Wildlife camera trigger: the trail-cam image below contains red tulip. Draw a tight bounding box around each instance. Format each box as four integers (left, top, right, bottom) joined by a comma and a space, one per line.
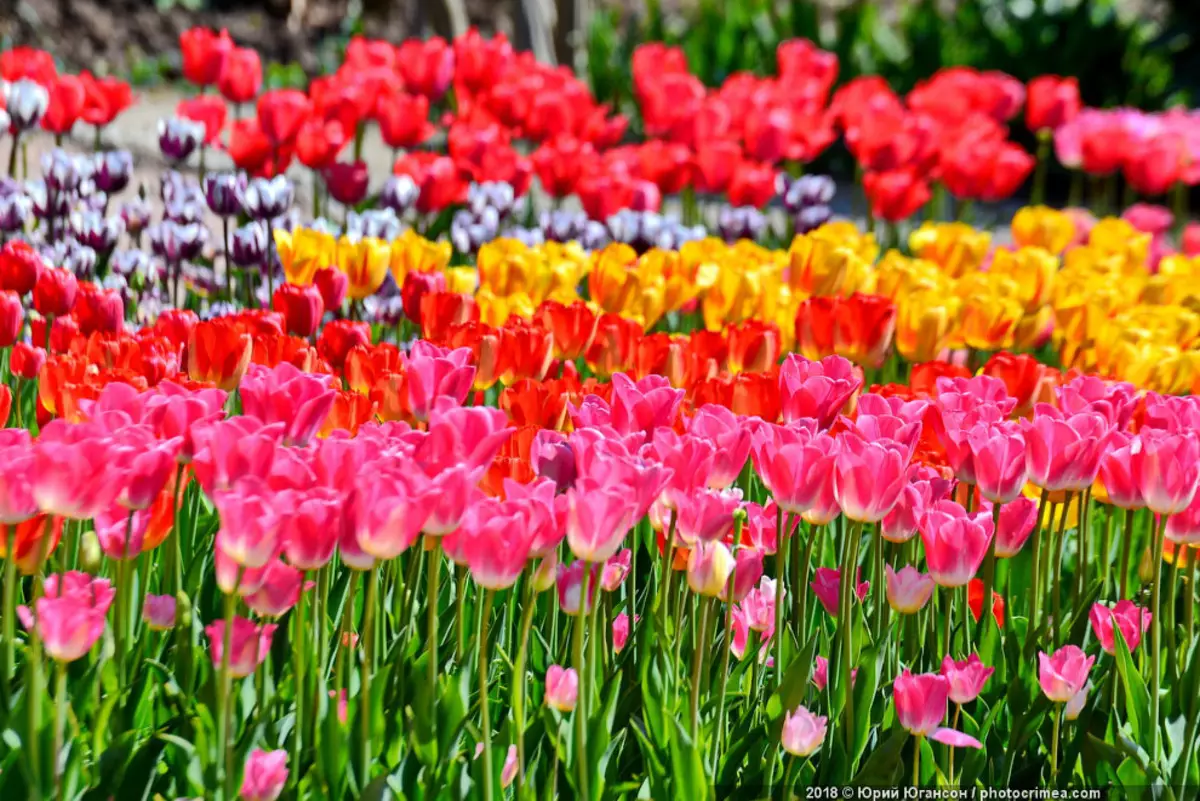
177, 95, 227, 147
33, 268, 78, 319
41, 74, 86, 136
272, 283, 325, 338
11, 343, 46, 380
375, 91, 434, 149
693, 141, 743, 196
396, 37, 455, 101
1079, 116, 1131, 176
1025, 75, 1081, 133
256, 89, 311, 147
943, 139, 1034, 202
312, 268, 349, 314
79, 73, 134, 128
0, 290, 21, 346
0, 240, 43, 296
393, 152, 468, 213
453, 29, 514, 96
72, 282, 123, 335
532, 136, 596, 198
0, 46, 57, 86
1184, 223, 1200, 256
225, 118, 282, 177
295, 118, 348, 171
1124, 135, 1185, 197
863, 169, 930, 222
179, 27, 234, 87
727, 161, 778, 209
218, 46, 263, 105
636, 140, 693, 196
324, 160, 369, 206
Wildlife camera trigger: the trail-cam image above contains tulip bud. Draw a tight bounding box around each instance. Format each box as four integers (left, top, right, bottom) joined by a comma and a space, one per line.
687, 540, 736, 597
1139, 544, 1156, 584
78, 530, 102, 573
531, 552, 558, 593
175, 591, 193, 630
272, 282, 325, 338
312, 267, 349, 314
0, 289, 22, 346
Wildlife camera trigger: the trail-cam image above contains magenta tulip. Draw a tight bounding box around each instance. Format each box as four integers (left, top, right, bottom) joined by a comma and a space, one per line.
1089, 600, 1152, 655
893, 670, 983, 747
1038, 645, 1095, 702
941, 654, 995, 704
920, 499, 994, 587
885, 564, 935, 614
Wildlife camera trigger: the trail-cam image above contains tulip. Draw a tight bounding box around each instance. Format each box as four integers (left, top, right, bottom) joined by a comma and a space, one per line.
31, 421, 121, 520
213, 479, 282, 570
27, 595, 105, 663
984, 496, 1038, 558
1026, 76, 1080, 133
885, 564, 935, 614
673, 487, 741, 544
919, 500, 994, 587
833, 435, 910, 523
601, 549, 631, 592
544, 665, 579, 712
244, 560, 304, 618
613, 612, 631, 653
355, 470, 434, 560
272, 283, 325, 338
1089, 600, 1152, 655
779, 353, 861, 428
205, 616, 277, 678
556, 560, 599, 616
143, 594, 177, 631
32, 267, 78, 320
1064, 682, 1090, 721
1022, 408, 1110, 492
566, 484, 638, 564
1098, 431, 1145, 509
811, 567, 869, 617
893, 670, 983, 747
1135, 429, 1200, 515
1038, 645, 1095, 703
781, 705, 828, 757
239, 748, 288, 801
218, 46, 262, 105
0, 240, 44, 296
240, 362, 336, 448
180, 26, 233, 87
941, 654, 994, 705
0, 290, 21, 346
188, 319, 253, 391
721, 547, 764, 603
967, 421, 1026, 504
687, 540, 736, 597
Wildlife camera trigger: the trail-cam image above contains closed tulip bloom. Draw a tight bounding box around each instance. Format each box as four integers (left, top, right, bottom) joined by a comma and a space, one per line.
213, 478, 283, 569
544, 665, 579, 712
687, 540, 737, 597
1025, 75, 1080, 133
1135, 429, 1200, 515
355, 469, 434, 560
280, 488, 342, 570
188, 318, 253, 391
941, 654, 995, 704
893, 670, 983, 747
566, 484, 638, 563
1022, 408, 1110, 492
0, 240, 45, 296
920, 499, 994, 587
967, 421, 1026, 503
460, 500, 535, 590
272, 283, 325, 338
1089, 600, 1152, 655
556, 560, 599, 616
1038, 645, 1095, 703
32, 266, 78, 318
982, 496, 1038, 558
240, 748, 288, 801
1098, 431, 1145, 509
218, 46, 262, 104
405, 342, 475, 422
1064, 682, 1090, 721
312, 267, 349, 313
143, 594, 177, 631
885, 564, 935, 613
674, 487, 742, 544
721, 546, 764, 603
881, 467, 952, 544
688, 404, 752, 489
613, 612, 631, 653
32, 420, 121, 520
601, 549, 631, 592
779, 353, 862, 428
0, 289, 21, 346
610, 373, 684, 438
205, 616, 277, 678
833, 435, 910, 523
26, 595, 106, 662
244, 559, 304, 618
0, 431, 38, 524
811, 567, 869, 616
781, 705, 828, 757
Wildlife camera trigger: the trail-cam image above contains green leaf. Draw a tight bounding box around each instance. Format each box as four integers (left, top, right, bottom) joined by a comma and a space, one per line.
851, 727, 909, 786
667, 719, 710, 801
765, 637, 817, 721
1114, 627, 1152, 751
850, 646, 882, 767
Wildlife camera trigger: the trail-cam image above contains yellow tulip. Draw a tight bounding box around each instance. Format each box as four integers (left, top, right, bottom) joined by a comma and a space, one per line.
874, 251, 948, 301
787, 233, 868, 296
478, 238, 552, 302
896, 292, 960, 362
810, 221, 879, 264
988, 246, 1058, 311
1087, 218, 1150, 272
276, 227, 336, 286
1010, 206, 1077, 254
908, 222, 991, 278
956, 290, 1022, 351
588, 243, 641, 316
336, 235, 390, 300
388, 229, 450, 286
444, 267, 479, 295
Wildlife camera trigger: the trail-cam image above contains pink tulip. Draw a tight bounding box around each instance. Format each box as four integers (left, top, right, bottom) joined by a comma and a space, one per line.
811, 567, 869, 617
753, 427, 839, 516
730, 605, 773, 663
214, 477, 283, 569
1167, 493, 1200, 544
424, 467, 485, 536
1098, 431, 1145, 509
279, 487, 342, 570
920, 499, 994, 587
94, 503, 160, 561
416, 403, 513, 478
936, 374, 1016, 412
405, 341, 475, 421
566, 483, 638, 563
42, 571, 114, 613
673, 487, 742, 544
601, 548, 632, 591
240, 362, 336, 447
215, 548, 272, 596
1065, 682, 1090, 721
544, 664, 579, 712
240, 749, 288, 801
501, 744, 518, 789
1143, 393, 1200, 433
1057, 375, 1137, 429
0, 430, 37, 524
688, 540, 736, 596
742, 501, 782, 554
613, 612, 632, 653
933, 376, 1014, 484
781, 705, 828, 757
1089, 600, 1152, 655
740, 576, 781, 632
1134, 429, 1200, 515
941, 654, 995, 704
27, 595, 106, 662
244, 560, 305, 618
114, 431, 182, 510
1038, 645, 1095, 702
812, 655, 855, 691
980, 497, 1038, 558
885, 564, 935, 614
893, 670, 983, 747
205, 616, 277, 678
833, 435, 910, 523
460, 499, 535, 590
967, 420, 1026, 503
881, 466, 952, 543
354, 468, 434, 559
143, 594, 177, 631
556, 560, 600, 616
688, 404, 752, 488
143, 381, 227, 463
31, 420, 120, 519
779, 354, 861, 428
609, 372, 684, 437
841, 394, 924, 453
192, 417, 284, 495
721, 546, 764, 603
1021, 407, 1110, 492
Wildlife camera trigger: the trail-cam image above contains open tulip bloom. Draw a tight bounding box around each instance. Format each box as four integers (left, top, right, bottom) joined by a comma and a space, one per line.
4, 24, 1200, 801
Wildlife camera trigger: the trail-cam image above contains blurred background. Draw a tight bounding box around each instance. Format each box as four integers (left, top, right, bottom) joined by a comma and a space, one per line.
0, 0, 1197, 113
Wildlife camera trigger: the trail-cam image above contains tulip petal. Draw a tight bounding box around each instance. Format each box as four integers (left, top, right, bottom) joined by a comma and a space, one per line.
930, 727, 983, 749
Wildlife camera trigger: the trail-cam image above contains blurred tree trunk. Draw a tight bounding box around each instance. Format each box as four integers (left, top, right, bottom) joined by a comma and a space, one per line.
553, 0, 589, 72
514, 0, 557, 64
412, 0, 469, 38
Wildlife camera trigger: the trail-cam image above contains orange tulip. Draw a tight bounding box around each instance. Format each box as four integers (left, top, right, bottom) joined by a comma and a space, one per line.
419, 291, 480, 340
536, 300, 599, 360
344, 343, 403, 395
481, 425, 538, 498
500, 320, 554, 385
442, 322, 507, 391
187, 318, 253, 391
586, 313, 642, 377
319, 390, 377, 437
727, 319, 780, 374
0, 514, 65, 575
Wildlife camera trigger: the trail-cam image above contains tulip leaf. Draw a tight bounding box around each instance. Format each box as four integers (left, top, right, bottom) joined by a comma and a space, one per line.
1113, 627, 1152, 752
850, 726, 908, 786
668, 718, 710, 801
765, 637, 817, 721
850, 645, 881, 768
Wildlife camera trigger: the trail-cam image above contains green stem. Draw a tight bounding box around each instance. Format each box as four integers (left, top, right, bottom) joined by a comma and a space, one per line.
2, 525, 14, 709
478, 589, 496, 801
656, 511, 678, 614
428, 541, 441, 715
573, 563, 592, 801
1031, 131, 1051, 207
690, 596, 713, 737
218, 583, 239, 801
841, 521, 862, 757
334, 571, 359, 694
1149, 514, 1167, 761
913, 735, 922, 787
53, 661, 67, 801
513, 579, 537, 791
292, 579, 307, 784
774, 506, 792, 691
796, 522, 818, 649
1030, 494, 1051, 631
456, 566, 468, 663
359, 563, 379, 783
712, 596, 735, 767
1119, 508, 1136, 600
1050, 494, 1072, 643
980, 502, 1001, 640
1050, 703, 1062, 780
